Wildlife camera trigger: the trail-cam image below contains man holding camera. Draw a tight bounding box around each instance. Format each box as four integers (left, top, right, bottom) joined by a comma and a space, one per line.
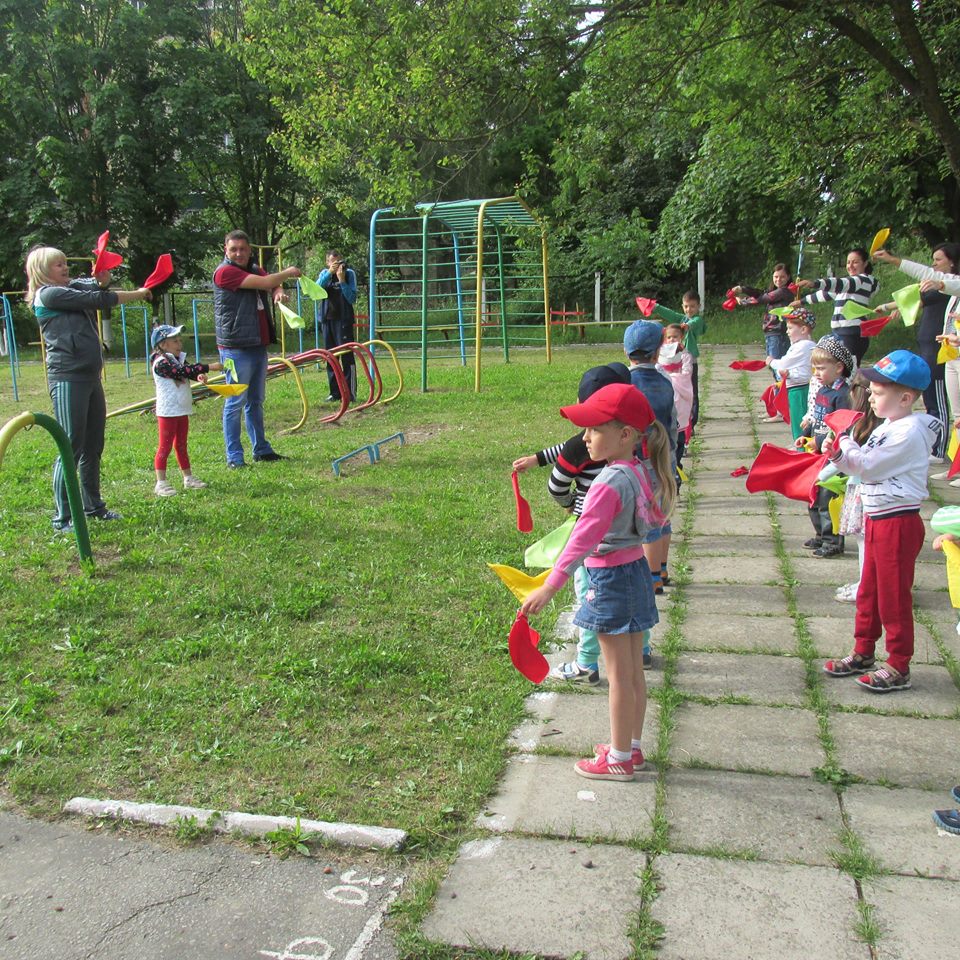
317, 250, 358, 401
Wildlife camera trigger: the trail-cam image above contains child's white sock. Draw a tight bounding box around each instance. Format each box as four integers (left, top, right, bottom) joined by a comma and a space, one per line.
631, 739, 642, 751
608, 747, 632, 764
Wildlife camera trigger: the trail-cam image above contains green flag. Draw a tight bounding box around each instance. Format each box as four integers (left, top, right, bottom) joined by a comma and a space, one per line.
816, 474, 848, 496
841, 300, 875, 321
891, 284, 921, 327
524, 515, 576, 568
277, 302, 305, 329
298, 275, 328, 301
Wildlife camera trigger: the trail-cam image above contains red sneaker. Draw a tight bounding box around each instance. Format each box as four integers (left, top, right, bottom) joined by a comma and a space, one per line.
575, 753, 634, 781
593, 743, 646, 770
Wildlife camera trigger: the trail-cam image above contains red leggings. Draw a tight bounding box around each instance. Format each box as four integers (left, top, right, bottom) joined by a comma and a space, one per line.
155, 416, 191, 472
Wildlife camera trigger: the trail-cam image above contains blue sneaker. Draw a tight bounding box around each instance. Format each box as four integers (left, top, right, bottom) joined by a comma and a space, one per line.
932, 809, 960, 835
952, 785, 960, 804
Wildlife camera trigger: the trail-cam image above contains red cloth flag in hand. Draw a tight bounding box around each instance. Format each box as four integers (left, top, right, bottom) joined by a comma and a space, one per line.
823, 409, 863, 437
722, 288, 739, 311
508, 611, 549, 683
948, 443, 960, 481
635, 297, 658, 317
860, 315, 892, 337
761, 380, 791, 422
92, 230, 123, 274
143, 254, 174, 289
746, 443, 827, 505
730, 360, 768, 371
511, 470, 533, 533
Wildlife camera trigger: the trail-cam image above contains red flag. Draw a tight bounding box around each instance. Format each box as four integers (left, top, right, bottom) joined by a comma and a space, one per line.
746, 443, 827, 504
823, 409, 864, 436
722, 295, 739, 311
774, 379, 791, 423
760, 383, 778, 418
143, 253, 174, 289
730, 360, 767, 371
860, 315, 892, 337
730, 466, 749, 477
508, 612, 548, 683
788, 282, 799, 294
511, 471, 533, 533
635, 296, 657, 317
92, 230, 123, 274
948, 445, 960, 480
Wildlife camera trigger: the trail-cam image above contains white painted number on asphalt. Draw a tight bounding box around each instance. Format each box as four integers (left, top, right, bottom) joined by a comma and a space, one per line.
258, 937, 333, 960
323, 870, 387, 906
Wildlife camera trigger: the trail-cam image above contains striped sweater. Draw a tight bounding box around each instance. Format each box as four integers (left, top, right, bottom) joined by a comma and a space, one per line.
803, 273, 879, 333
536, 432, 604, 516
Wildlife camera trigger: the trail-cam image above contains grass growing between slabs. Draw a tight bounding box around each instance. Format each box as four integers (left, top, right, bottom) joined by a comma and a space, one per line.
0, 345, 633, 845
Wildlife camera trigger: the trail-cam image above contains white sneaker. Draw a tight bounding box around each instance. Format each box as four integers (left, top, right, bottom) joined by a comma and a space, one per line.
930, 470, 949, 480
154, 480, 176, 497
761, 414, 783, 423
952, 478, 960, 488
834, 583, 858, 603
183, 476, 208, 489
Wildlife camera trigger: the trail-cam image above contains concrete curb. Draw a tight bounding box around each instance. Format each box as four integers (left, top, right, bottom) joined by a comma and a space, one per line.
62, 796, 407, 851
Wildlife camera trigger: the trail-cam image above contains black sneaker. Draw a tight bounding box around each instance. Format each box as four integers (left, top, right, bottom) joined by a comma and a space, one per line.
813, 542, 844, 558
93, 509, 122, 521
253, 452, 287, 462
952, 785, 960, 804
803, 537, 823, 549
932, 809, 960, 834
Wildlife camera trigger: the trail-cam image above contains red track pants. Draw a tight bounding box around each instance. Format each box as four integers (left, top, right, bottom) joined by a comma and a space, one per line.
853, 512, 924, 675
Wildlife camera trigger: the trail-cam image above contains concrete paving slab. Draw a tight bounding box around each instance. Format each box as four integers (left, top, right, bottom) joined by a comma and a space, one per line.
790, 554, 865, 585
866, 873, 960, 960
543, 642, 666, 692
794, 584, 863, 615
843, 784, 960, 880
821, 663, 959, 717
684, 583, 788, 616
831, 713, 960, 789
664, 769, 842, 865
691, 512, 773, 537
777, 512, 824, 537
693, 478, 756, 498
684, 495, 769, 515
650, 854, 863, 960
690, 555, 783, 585
509, 690, 661, 758
420, 836, 644, 960
0, 810, 401, 960
476, 754, 657, 842
674, 651, 807, 706
685, 534, 777, 557
672, 703, 824, 777
682, 613, 799, 654
802, 615, 944, 664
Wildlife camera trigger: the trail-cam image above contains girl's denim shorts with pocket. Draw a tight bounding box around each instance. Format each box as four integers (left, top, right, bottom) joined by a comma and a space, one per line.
573, 558, 659, 635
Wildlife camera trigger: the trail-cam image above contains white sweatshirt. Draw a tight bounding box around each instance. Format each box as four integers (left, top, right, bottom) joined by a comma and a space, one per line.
770, 338, 815, 387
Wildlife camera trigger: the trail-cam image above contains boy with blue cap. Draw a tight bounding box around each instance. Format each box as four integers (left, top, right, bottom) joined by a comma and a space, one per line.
822, 350, 942, 692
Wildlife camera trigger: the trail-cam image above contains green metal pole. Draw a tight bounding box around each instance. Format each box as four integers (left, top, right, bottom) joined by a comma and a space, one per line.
421, 212, 429, 392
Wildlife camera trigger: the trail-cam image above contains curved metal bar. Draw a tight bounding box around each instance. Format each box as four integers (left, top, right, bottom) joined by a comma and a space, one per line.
361, 339, 403, 403
0, 411, 93, 567
266, 355, 309, 433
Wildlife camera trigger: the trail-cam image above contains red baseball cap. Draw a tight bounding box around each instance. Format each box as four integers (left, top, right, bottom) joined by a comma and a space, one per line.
560, 383, 655, 432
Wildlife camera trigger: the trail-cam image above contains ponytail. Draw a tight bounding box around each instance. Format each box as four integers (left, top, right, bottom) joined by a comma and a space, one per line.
645, 420, 676, 520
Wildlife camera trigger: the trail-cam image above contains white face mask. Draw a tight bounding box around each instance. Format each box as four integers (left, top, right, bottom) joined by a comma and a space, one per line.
659, 341, 679, 360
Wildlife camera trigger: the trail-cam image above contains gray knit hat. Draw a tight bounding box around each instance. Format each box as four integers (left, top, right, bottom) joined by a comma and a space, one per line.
815, 335, 855, 377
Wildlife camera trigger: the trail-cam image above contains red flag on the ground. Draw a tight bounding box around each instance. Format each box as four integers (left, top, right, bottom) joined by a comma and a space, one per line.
730, 360, 767, 371
92, 230, 123, 274
730, 466, 749, 477
860, 315, 893, 337
508, 612, 548, 683
143, 254, 174, 289
746, 443, 827, 504
511, 470, 533, 533
635, 297, 657, 317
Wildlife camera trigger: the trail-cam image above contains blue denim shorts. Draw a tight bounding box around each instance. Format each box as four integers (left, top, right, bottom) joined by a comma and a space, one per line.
572, 559, 659, 635
643, 521, 673, 545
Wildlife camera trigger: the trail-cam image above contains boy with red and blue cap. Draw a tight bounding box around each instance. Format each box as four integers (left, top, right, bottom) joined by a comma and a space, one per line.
822, 350, 942, 692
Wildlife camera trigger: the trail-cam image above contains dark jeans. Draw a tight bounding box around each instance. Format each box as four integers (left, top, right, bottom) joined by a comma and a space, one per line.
323, 316, 355, 400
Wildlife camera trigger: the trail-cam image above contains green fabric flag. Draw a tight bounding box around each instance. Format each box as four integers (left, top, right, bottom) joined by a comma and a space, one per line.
524, 515, 576, 568
891, 284, 921, 327
277, 302, 305, 329
931, 506, 960, 539
298, 275, 328, 301
768, 306, 791, 318
841, 300, 875, 321
816, 474, 849, 496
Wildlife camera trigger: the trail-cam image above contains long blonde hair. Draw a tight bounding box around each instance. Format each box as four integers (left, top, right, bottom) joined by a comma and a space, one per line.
645, 419, 676, 519
25, 246, 66, 302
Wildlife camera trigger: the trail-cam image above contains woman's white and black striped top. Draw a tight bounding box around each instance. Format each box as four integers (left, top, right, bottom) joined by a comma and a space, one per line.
803, 274, 878, 333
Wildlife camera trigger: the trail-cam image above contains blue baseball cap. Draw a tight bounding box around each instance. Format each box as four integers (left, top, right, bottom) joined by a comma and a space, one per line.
861, 350, 931, 391
151, 324, 184, 349
624, 320, 663, 357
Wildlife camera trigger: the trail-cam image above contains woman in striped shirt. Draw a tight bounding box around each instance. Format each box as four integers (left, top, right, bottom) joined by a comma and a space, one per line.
793, 247, 878, 365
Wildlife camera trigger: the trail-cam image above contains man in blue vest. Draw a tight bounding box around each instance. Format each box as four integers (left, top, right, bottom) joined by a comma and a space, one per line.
213, 230, 301, 467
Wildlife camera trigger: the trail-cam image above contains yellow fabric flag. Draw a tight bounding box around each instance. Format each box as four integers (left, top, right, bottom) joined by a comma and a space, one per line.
938, 341, 960, 364
948, 429, 959, 463
869, 228, 890, 256
942, 540, 960, 608
829, 494, 844, 535
487, 564, 552, 603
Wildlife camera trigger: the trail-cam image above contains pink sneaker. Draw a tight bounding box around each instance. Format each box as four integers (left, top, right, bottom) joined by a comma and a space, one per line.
574, 753, 634, 781
594, 743, 646, 770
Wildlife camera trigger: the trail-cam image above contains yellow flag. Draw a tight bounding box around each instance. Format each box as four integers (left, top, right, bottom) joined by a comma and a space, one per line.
948, 429, 959, 462
938, 342, 960, 364
869, 227, 890, 257
942, 540, 960, 608
677, 466, 689, 483
487, 564, 552, 602
829, 494, 844, 535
